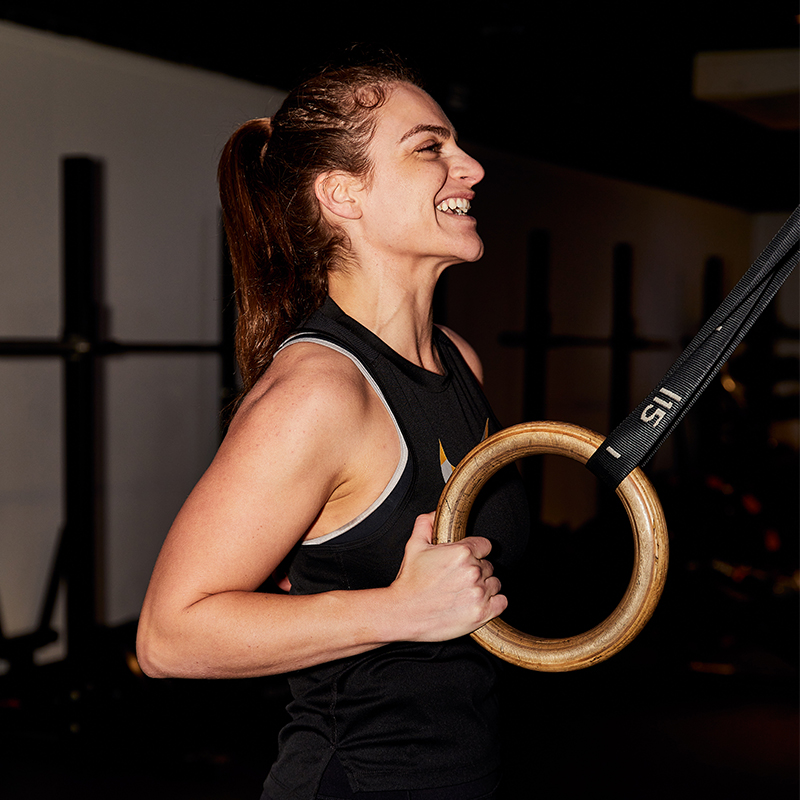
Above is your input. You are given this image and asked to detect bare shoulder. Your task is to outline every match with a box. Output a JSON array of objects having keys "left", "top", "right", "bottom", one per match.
[
  {"left": 436, "top": 325, "right": 484, "bottom": 385},
  {"left": 227, "top": 341, "right": 374, "bottom": 460},
  {"left": 239, "top": 341, "right": 369, "bottom": 416},
  {"left": 146, "top": 338, "right": 393, "bottom": 602},
  {"left": 170, "top": 340, "right": 377, "bottom": 557}
]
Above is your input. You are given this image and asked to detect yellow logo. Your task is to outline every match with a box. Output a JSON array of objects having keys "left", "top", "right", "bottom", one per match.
[{"left": 439, "top": 420, "right": 489, "bottom": 483}]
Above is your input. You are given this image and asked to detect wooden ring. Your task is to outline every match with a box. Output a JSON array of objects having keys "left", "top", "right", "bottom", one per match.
[{"left": 433, "top": 421, "right": 668, "bottom": 672}]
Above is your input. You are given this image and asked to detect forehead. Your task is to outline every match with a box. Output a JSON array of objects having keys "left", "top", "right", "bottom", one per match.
[{"left": 372, "top": 83, "right": 454, "bottom": 146}]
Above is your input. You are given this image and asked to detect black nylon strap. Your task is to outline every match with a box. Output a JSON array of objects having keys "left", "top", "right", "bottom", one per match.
[{"left": 587, "top": 207, "right": 800, "bottom": 489}]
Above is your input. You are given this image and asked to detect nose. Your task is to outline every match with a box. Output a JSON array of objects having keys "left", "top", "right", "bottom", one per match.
[{"left": 454, "top": 147, "right": 484, "bottom": 188}]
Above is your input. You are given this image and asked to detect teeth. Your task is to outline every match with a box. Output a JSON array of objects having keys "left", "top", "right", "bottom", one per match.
[{"left": 436, "top": 197, "right": 471, "bottom": 215}]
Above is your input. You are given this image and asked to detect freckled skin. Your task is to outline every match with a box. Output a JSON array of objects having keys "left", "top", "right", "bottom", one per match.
[
  {"left": 135, "top": 81, "right": 503, "bottom": 683},
  {"left": 345, "top": 84, "right": 485, "bottom": 276}
]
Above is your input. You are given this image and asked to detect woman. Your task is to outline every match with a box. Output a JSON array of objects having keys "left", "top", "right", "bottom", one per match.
[{"left": 137, "top": 51, "right": 529, "bottom": 800}]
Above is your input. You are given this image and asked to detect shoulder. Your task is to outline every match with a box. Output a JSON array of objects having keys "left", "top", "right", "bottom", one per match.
[
  {"left": 223, "top": 341, "right": 375, "bottom": 476},
  {"left": 236, "top": 340, "right": 373, "bottom": 434},
  {"left": 147, "top": 340, "right": 382, "bottom": 602},
  {"left": 436, "top": 325, "right": 484, "bottom": 385}
]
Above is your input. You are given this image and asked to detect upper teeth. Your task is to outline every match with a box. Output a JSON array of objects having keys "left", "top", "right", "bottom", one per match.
[{"left": 436, "top": 197, "right": 471, "bottom": 215}]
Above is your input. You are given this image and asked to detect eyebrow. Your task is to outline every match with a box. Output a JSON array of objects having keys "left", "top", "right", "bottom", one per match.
[{"left": 398, "top": 123, "right": 455, "bottom": 144}]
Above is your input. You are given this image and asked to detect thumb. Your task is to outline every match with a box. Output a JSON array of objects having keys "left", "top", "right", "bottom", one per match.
[{"left": 407, "top": 512, "right": 435, "bottom": 549}]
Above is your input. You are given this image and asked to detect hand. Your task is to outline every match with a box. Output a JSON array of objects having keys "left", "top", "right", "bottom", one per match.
[
  {"left": 389, "top": 512, "right": 507, "bottom": 642},
  {"left": 271, "top": 571, "right": 292, "bottom": 592}
]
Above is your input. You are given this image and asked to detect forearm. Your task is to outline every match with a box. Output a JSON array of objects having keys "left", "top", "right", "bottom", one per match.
[
  {"left": 136, "top": 586, "right": 405, "bottom": 679},
  {"left": 137, "top": 517, "right": 505, "bottom": 679}
]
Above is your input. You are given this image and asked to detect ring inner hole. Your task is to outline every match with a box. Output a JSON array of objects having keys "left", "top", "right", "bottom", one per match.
[{"left": 495, "top": 453, "right": 635, "bottom": 638}]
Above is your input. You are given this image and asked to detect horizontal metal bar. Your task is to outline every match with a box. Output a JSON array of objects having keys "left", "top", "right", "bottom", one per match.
[
  {"left": 0, "top": 338, "right": 224, "bottom": 358},
  {"left": 499, "top": 331, "right": 671, "bottom": 350}
]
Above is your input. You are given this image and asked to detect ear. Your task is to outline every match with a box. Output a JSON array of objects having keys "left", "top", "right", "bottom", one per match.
[{"left": 315, "top": 171, "right": 363, "bottom": 221}]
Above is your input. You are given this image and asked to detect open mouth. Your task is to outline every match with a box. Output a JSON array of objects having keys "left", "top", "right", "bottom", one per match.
[{"left": 435, "top": 198, "right": 471, "bottom": 216}]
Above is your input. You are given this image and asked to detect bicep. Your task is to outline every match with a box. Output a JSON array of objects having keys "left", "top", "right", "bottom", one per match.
[
  {"left": 143, "top": 368, "right": 358, "bottom": 612},
  {"left": 155, "top": 442, "right": 331, "bottom": 598}
]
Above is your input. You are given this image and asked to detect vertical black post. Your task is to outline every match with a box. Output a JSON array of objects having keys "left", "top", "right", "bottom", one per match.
[
  {"left": 609, "top": 243, "right": 634, "bottom": 431},
  {"left": 600, "top": 243, "right": 635, "bottom": 515},
  {"left": 697, "top": 256, "right": 725, "bottom": 469},
  {"left": 702, "top": 256, "right": 724, "bottom": 322},
  {"left": 62, "top": 157, "right": 104, "bottom": 669},
  {"left": 521, "top": 230, "right": 551, "bottom": 522}
]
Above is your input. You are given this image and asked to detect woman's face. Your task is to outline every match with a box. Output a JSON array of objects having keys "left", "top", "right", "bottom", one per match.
[{"left": 354, "top": 83, "right": 485, "bottom": 272}]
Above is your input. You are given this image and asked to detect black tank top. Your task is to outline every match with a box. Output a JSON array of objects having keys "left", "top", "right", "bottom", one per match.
[{"left": 263, "top": 298, "right": 529, "bottom": 800}]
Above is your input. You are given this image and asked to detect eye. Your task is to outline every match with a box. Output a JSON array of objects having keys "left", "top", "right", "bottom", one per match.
[{"left": 416, "top": 140, "right": 444, "bottom": 156}]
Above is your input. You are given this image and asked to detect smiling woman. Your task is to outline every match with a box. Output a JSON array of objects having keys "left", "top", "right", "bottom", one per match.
[
  {"left": 322, "top": 82, "right": 485, "bottom": 327},
  {"left": 136, "top": 48, "right": 529, "bottom": 800}
]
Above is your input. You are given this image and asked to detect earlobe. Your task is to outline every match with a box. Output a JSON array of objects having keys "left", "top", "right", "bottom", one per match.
[{"left": 315, "top": 172, "right": 363, "bottom": 221}]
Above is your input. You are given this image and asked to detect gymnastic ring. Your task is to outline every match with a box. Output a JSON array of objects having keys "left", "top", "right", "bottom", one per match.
[{"left": 433, "top": 421, "right": 668, "bottom": 672}]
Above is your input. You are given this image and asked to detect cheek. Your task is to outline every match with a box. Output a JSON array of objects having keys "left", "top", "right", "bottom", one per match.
[{"left": 363, "top": 169, "right": 443, "bottom": 229}]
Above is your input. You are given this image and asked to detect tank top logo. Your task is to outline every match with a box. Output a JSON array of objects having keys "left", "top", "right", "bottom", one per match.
[{"left": 438, "top": 419, "right": 489, "bottom": 483}]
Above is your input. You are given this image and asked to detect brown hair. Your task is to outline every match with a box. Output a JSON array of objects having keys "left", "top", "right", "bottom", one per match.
[{"left": 218, "top": 50, "right": 421, "bottom": 398}]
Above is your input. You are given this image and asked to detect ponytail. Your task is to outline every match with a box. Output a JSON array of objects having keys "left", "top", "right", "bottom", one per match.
[
  {"left": 219, "top": 117, "right": 326, "bottom": 397},
  {"left": 218, "top": 52, "right": 420, "bottom": 401}
]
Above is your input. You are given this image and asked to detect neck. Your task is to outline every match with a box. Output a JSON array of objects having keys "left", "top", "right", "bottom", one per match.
[{"left": 327, "top": 263, "right": 444, "bottom": 373}]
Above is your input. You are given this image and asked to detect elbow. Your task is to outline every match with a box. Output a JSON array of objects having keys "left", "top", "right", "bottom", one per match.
[
  {"left": 135, "top": 625, "right": 166, "bottom": 679},
  {"left": 135, "top": 617, "right": 183, "bottom": 679}
]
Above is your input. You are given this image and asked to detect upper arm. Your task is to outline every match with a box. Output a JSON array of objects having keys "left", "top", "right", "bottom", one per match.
[
  {"left": 143, "top": 345, "right": 372, "bottom": 610},
  {"left": 436, "top": 325, "right": 484, "bottom": 385}
]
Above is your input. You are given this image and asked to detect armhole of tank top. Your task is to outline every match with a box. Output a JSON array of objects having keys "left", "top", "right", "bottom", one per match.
[{"left": 276, "top": 334, "right": 410, "bottom": 547}]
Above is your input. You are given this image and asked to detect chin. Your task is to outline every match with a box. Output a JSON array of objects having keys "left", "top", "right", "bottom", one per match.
[
  {"left": 444, "top": 251, "right": 483, "bottom": 269},
  {"left": 459, "top": 237, "right": 484, "bottom": 264},
  {"left": 435, "top": 232, "right": 484, "bottom": 267}
]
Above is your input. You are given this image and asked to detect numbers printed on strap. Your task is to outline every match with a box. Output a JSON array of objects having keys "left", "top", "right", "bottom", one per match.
[
  {"left": 639, "top": 387, "right": 682, "bottom": 428},
  {"left": 589, "top": 206, "right": 799, "bottom": 489}
]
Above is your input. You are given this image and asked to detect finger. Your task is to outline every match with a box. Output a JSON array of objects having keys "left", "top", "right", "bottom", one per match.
[
  {"left": 478, "top": 558, "right": 495, "bottom": 580},
  {"left": 273, "top": 573, "right": 292, "bottom": 592},
  {"left": 460, "top": 535, "right": 493, "bottom": 560},
  {"left": 406, "top": 512, "right": 436, "bottom": 548},
  {"left": 484, "top": 574, "right": 502, "bottom": 597},
  {"left": 489, "top": 591, "right": 508, "bottom": 618}
]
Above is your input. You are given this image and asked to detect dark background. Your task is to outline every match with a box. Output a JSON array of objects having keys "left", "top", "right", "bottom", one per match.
[
  {"left": 1, "top": 3, "right": 798, "bottom": 799},
  {"left": 0, "top": 1, "right": 797, "bottom": 211}
]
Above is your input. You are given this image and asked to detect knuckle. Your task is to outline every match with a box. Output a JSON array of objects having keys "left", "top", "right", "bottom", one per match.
[
  {"left": 466, "top": 586, "right": 484, "bottom": 606},
  {"left": 464, "top": 563, "right": 482, "bottom": 583},
  {"left": 452, "top": 543, "right": 472, "bottom": 564}
]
